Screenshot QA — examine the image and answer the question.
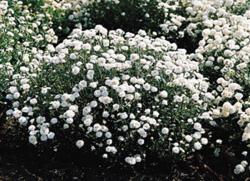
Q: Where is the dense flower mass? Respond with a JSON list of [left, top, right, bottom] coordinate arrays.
[[1, 0, 250, 177], [5, 25, 211, 163], [0, 0, 57, 99]]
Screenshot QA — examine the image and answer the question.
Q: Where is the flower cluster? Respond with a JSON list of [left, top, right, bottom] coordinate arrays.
[[1, 0, 250, 176], [158, 0, 249, 39], [5, 25, 210, 164], [0, 0, 57, 99]]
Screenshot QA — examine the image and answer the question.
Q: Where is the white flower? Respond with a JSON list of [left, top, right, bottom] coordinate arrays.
[[29, 135, 38, 145], [242, 124, 250, 141], [102, 154, 108, 158], [159, 90, 168, 98], [96, 131, 103, 138], [143, 83, 151, 91], [222, 102, 233, 113], [234, 164, 245, 174], [41, 87, 49, 94], [64, 124, 69, 129], [137, 138, 145, 145], [130, 53, 139, 61], [50, 118, 58, 124], [51, 101, 60, 109], [22, 84, 30, 91], [83, 117, 93, 126], [13, 92, 20, 99], [82, 106, 91, 115], [105, 132, 112, 138], [13, 109, 22, 118], [153, 111, 159, 117], [69, 53, 77, 60], [30, 98, 37, 105], [79, 80, 87, 89], [172, 147, 180, 154], [143, 123, 150, 130], [125, 157, 136, 165], [112, 104, 120, 111], [241, 160, 248, 167], [18, 116, 27, 125], [93, 123, 102, 132], [201, 138, 208, 145], [193, 122, 202, 131], [130, 120, 141, 129], [66, 118, 74, 124], [87, 70, 94, 80], [9, 86, 18, 94], [135, 155, 142, 163], [76, 140, 84, 148], [69, 105, 79, 112], [102, 111, 110, 118], [216, 139, 223, 144], [194, 142, 202, 150], [72, 66, 80, 75], [65, 110, 76, 118], [185, 135, 193, 142], [48, 132, 55, 139], [161, 127, 169, 135], [98, 96, 113, 104], [242, 151, 248, 157], [40, 126, 49, 135], [23, 54, 30, 63], [137, 128, 147, 138], [28, 125, 36, 131], [193, 132, 202, 140]]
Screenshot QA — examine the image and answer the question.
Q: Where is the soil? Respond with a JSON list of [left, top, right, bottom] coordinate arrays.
[[0, 141, 244, 181]]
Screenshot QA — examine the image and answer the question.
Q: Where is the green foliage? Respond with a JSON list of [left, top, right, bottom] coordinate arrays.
[[80, 0, 165, 33]]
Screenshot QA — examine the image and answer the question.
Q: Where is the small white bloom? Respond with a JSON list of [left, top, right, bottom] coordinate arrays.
[[201, 138, 208, 145], [30, 98, 37, 105], [159, 90, 168, 98], [161, 127, 169, 135], [76, 140, 84, 148], [137, 138, 145, 145], [194, 142, 202, 150], [234, 164, 245, 174], [48, 132, 55, 139], [185, 135, 193, 142], [125, 157, 136, 165], [65, 110, 75, 118], [72, 66, 80, 75], [172, 146, 180, 154], [29, 135, 38, 145], [50, 118, 58, 124]]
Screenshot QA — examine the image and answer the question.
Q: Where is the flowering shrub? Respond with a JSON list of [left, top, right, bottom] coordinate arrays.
[[1, 0, 250, 177], [0, 0, 58, 99], [176, 0, 250, 175], [5, 25, 211, 164], [65, 0, 250, 51], [0, 0, 57, 63]]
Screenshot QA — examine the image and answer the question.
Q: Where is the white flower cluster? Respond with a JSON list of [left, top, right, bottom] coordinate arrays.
[[188, 2, 250, 142], [5, 24, 210, 164], [234, 160, 249, 175], [44, 0, 93, 10], [177, 0, 250, 174], [1, 0, 250, 175], [0, 0, 57, 98], [158, 0, 249, 39], [160, 0, 250, 174]]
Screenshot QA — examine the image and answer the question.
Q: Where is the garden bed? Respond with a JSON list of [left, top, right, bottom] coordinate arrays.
[[1, 0, 250, 180], [0, 120, 244, 180]]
